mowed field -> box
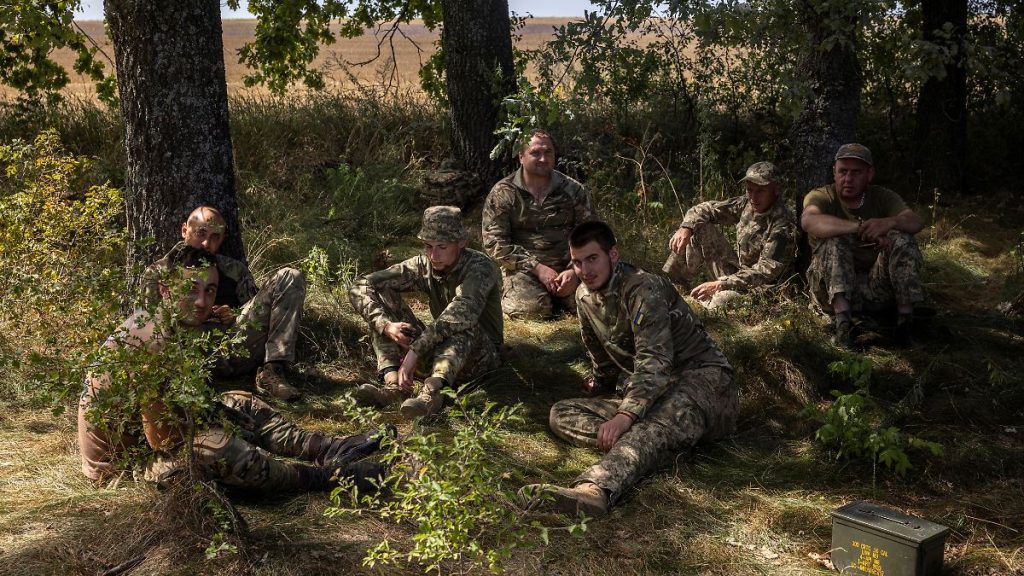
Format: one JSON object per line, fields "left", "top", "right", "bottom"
{"left": 9, "top": 17, "right": 579, "bottom": 99}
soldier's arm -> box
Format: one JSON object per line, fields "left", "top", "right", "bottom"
{"left": 409, "top": 261, "right": 497, "bottom": 356}
{"left": 481, "top": 187, "right": 540, "bottom": 273}
{"left": 618, "top": 277, "right": 676, "bottom": 420}
{"left": 718, "top": 218, "right": 797, "bottom": 291}
{"left": 347, "top": 257, "right": 426, "bottom": 336}
{"left": 800, "top": 205, "right": 860, "bottom": 239}
{"left": 680, "top": 196, "right": 744, "bottom": 230}
{"left": 579, "top": 307, "right": 620, "bottom": 391}
{"left": 217, "top": 254, "right": 260, "bottom": 304}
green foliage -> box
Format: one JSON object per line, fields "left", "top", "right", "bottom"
{"left": 235, "top": 0, "right": 443, "bottom": 93}
{"left": 0, "top": 129, "right": 125, "bottom": 405}
{"left": 0, "top": 0, "right": 114, "bottom": 106}
{"left": 804, "top": 358, "right": 943, "bottom": 487}
{"left": 326, "top": 392, "right": 570, "bottom": 574}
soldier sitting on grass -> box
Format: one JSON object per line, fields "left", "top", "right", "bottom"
{"left": 348, "top": 206, "right": 504, "bottom": 418}
{"left": 79, "top": 246, "right": 388, "bottom": 493}
{"left": 662, "top": 161, "right": 796, "bottom": 309}
{"left": 801, "top": 143, "right": 926, "bottom": 347}
{"left": 143, "top": 206, "right": 306, "bottom": 400}
{"left": 520, "top": 221, "right": 737, "bottom": 517}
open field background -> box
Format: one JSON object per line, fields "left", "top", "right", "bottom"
{"left": 0, "top": 18, "right": 582, "bottom": 100}
{"left": 1, "top": 16, "right": 1023, "bottom": 575}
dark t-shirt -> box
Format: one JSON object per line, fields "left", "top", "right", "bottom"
{"left": 804, "top": 184, "right": 908, "bottom": 271}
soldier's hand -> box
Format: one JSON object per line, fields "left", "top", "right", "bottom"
{"left": 398, "top": 350, "right": 418, "bottom": 391}
{"left": 859, "top": 217, "right": 895, "bottom": 243}
{"left": 532, "top": 263, "right": 559, "bottom": 293}
{"left": 669, "top": 227, "right": 693, "bottom": 254}
{"left": 552, "top": 269, "right": 579, "bottom": 298}
{"left": 211, "top": 305, "right": 234, "bottom": 325}
{"left": 690, "top": 280, "right": 722, "bottom": 301}
{"left": 598, "top": 412, "right": 635, "bottom": 452}
{"left": 385, "top": 322, "right": 416, "bottom": 349}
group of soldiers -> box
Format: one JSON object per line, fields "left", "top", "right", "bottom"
{"left": 77, "top": 130, "right": 927, "bottom": 519}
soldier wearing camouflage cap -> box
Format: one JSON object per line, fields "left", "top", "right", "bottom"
{"left": 802, "top": 143, "right": 925, "bottom": 347}
{"left": 482, "top": 129, "right": 597, "bottom": 319}
{"left": 348, "top": 206, "right": 504, "bottom": 418}
{"left": 663, "top": 161, "right": 797, "bottom": 309}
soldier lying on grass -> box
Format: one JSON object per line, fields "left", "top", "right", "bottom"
{"left": 80, "top": 245, "right": 388, "bottom": 493}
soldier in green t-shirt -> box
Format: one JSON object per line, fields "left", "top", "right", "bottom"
{"left": 801, "top": 143, "right": 925, "bottom": 346}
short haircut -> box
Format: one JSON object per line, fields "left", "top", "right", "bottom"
{"left": 167, "top": 244, "right": 217, "bottom": 271}
{"left": 570, "top": 221, "right": 617, "bottom": 252}
{"left": 520, "top": 128, "right": 557, "bottom": 154}
{"left": 186, "top": 205, "right": 225, "bottom": 227}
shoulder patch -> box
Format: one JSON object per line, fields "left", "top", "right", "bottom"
{"left": 633, "top": 308, "right": 645, "bottom": 327}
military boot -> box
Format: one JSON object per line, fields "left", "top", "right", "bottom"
{"left": 517, "top": 481, "right": 609, "bottom": 518}
{"left": 832, "top": 313, "right": 853, "bottom": 349}
{"left": 399, "top": 376, "right": 446, "bottom": 418}
{"left": 293, "top": 463, "right": 334, "bottom": 491}
{"left": 352, "top": 383, "right": 408, "bottom": 407}
{"left": 255, "top": 362, "right": 302, "bottom": 401}
{"left": 308, "top": 424, "right": 397, "bottom": 469}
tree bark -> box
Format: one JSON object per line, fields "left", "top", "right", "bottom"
{"left": 790, "top": 0, "right": 862, "bottom": 272}
{"left": 913, "top": 0, "right": 968, "bottom": 195}
{"left": 105, "top": 0, "right": 243, "bottom": 282}
{"left": 440, "top": 0, "right": 517, "bottom": 193}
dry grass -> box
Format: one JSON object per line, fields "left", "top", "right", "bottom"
{"left": 2, "top": 18, "right": 585, "bottom": 100}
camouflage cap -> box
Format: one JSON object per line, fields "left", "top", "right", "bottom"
{"left": 417, "top": 205, "right": 467, "bottom": 242}
{"left": 739, "top": 161, "right": 782, "bottom": 186}
{"left": 834, "top": 143, "right": 873, "bottom": 166}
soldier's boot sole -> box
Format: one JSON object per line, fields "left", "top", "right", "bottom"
{"left": 399, "top": 393, "right": 442, "bottom": 418}
{"left": 517, "top": 482, "right": 609, "bottom": 518}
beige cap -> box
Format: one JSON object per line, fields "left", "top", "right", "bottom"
{"left": 834, "top": 143, "right": 874, "bottom": 166}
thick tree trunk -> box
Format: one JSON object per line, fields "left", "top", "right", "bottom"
{"left": 790, "top": 0, "right": 862, "bottom": 272}
{"left": 440, "top": 0, "right": 516, "bottom": 194}
{"left": 105, "top": 0, "right": 243, "bottom": 282}
{"left": 913, "top": 0, "right": 968, "bottom": 195}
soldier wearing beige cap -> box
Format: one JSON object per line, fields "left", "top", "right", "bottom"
{"left": 801, "top": 143, "right": 925, "bottom": 347}
{"left": 663, "top": 161, "right": 797, "bottom": 308}
{"left": 348, "top": 206, "right": 504, "bottom": 418}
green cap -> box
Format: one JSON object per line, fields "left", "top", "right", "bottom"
{"left": 834, "top": 143, "right": 873, "bottom": 166}
{"left": 739, "top": 161, "right": 782, "bottom": 185}
{"left": 417, "top": 206, "right": 466, "bottom": 242}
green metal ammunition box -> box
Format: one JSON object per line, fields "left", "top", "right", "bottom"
{"left": 831, "top": 501, "right": 949, "bottom": 576}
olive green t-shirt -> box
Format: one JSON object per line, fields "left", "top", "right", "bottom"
{"left": 803, "top": 184, "right": 908, "bottom": 271}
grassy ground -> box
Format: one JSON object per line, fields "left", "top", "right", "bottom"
{"left": 1, "top": 189, "right": 1022, "bottom": 575}
{"left": 1, "top": 93, "right": 1023, "bottom": 574}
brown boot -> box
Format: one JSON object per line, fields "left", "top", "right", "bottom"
{"left": 399, "top": 376, "right": 445, "bottom": 418}
{"left": 255, "top": 362, "right": 302, "bottom": 401}
{"left": 352, "top": 383, "right": 407, "bottom": 407}
{"left": 517, "top": 481, "right": 609, "bottom": 518}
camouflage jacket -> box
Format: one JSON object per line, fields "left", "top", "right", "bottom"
{"left": 679, "top": 195, "right": 796, "bottom": 291}
{"left": 482, "top": 168, "right": 595, "bottom": 274}
{"left": 577, "top": 262, "right": 732, "bottom": 420}
{"left": 348, "top": 248, "right": 503, "bottom": 357}
{"left": 141, "top": 241, "right": 258, "bottom": 309}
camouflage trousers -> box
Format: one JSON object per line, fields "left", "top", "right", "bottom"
{"left": 368, "top": 288, "right": 502, "bottom": 387}
{"left": 500, "top": 270, "right": 577, "bottom": 319}
{"left": 548, "top": 365, "right": 736, "bottom": 505}
{"left": 212, "top": 268, "right": 306, "bottom": 376}
{"left": 662, "top": 223, "right": 743, "bottom": 309}
{"left": 806, "top": 231, "right": 925, "bottom": 313}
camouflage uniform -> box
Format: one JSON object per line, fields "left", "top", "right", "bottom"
{"left": 142, "top": 241, "right": 306, "bottom": 375}
{"left": 78, "top": 312, "right": 379, "bottom": 491}
{"left": 663, "top": 195, "right": 796, "bottom": 309}
{"left": 549, "top": 262, "right": 736, "bottom": 505}
{"left": 482, "top": 168, "right": 596, "bottom": 318}
{"left": 803, "top": 184, "right": 925, "bottom": 313}
{"left": 347, "top": 248, "right": 504, "bottom": 386}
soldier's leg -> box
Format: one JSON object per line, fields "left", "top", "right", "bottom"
{"left": 548, "top": 396, "right": 620, "bottom": 448}
{"left": 662, "top": 222, "right": 738, "bottom": 286}
{"left": 805, "top": 235, "right": 860, "bottom": 314}
{"left": 400, "top": 327, "right": 501, "bottom": 417}
{"left": 865, "top": 231, "right": 925, "bottom": 311}
{"left": 192, "top": 427, "right": 310, "bottom": 492}
{"left": 501, "top": 271, "right": 553, "bottom": 319}
{"left": 364, "top": 288, "right": 426, "bottom": 373}
{"left": 574, "top": 367, "right": 734, "bottom": 506}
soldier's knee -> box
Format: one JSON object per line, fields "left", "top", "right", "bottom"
{"left": 502, "top": 295, "right": 552, "bottom": 320}
{"left": 275, "top": 267, "right": 306, "bottom": 292}
{"left": 885, "top": 231, "right": 919, "bottom": 252}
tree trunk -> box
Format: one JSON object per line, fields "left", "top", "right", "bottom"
{"left": 790, "top": 0, "right": 862, "bottom": 273}
{"left": 913, "top": 0, "right": 968, "bottom": 195}
{"left": 440, "top": 0, "right": 516, "bottom": 195}
{"left": 105, "top": 0, "right": 243, "bottom": 283}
